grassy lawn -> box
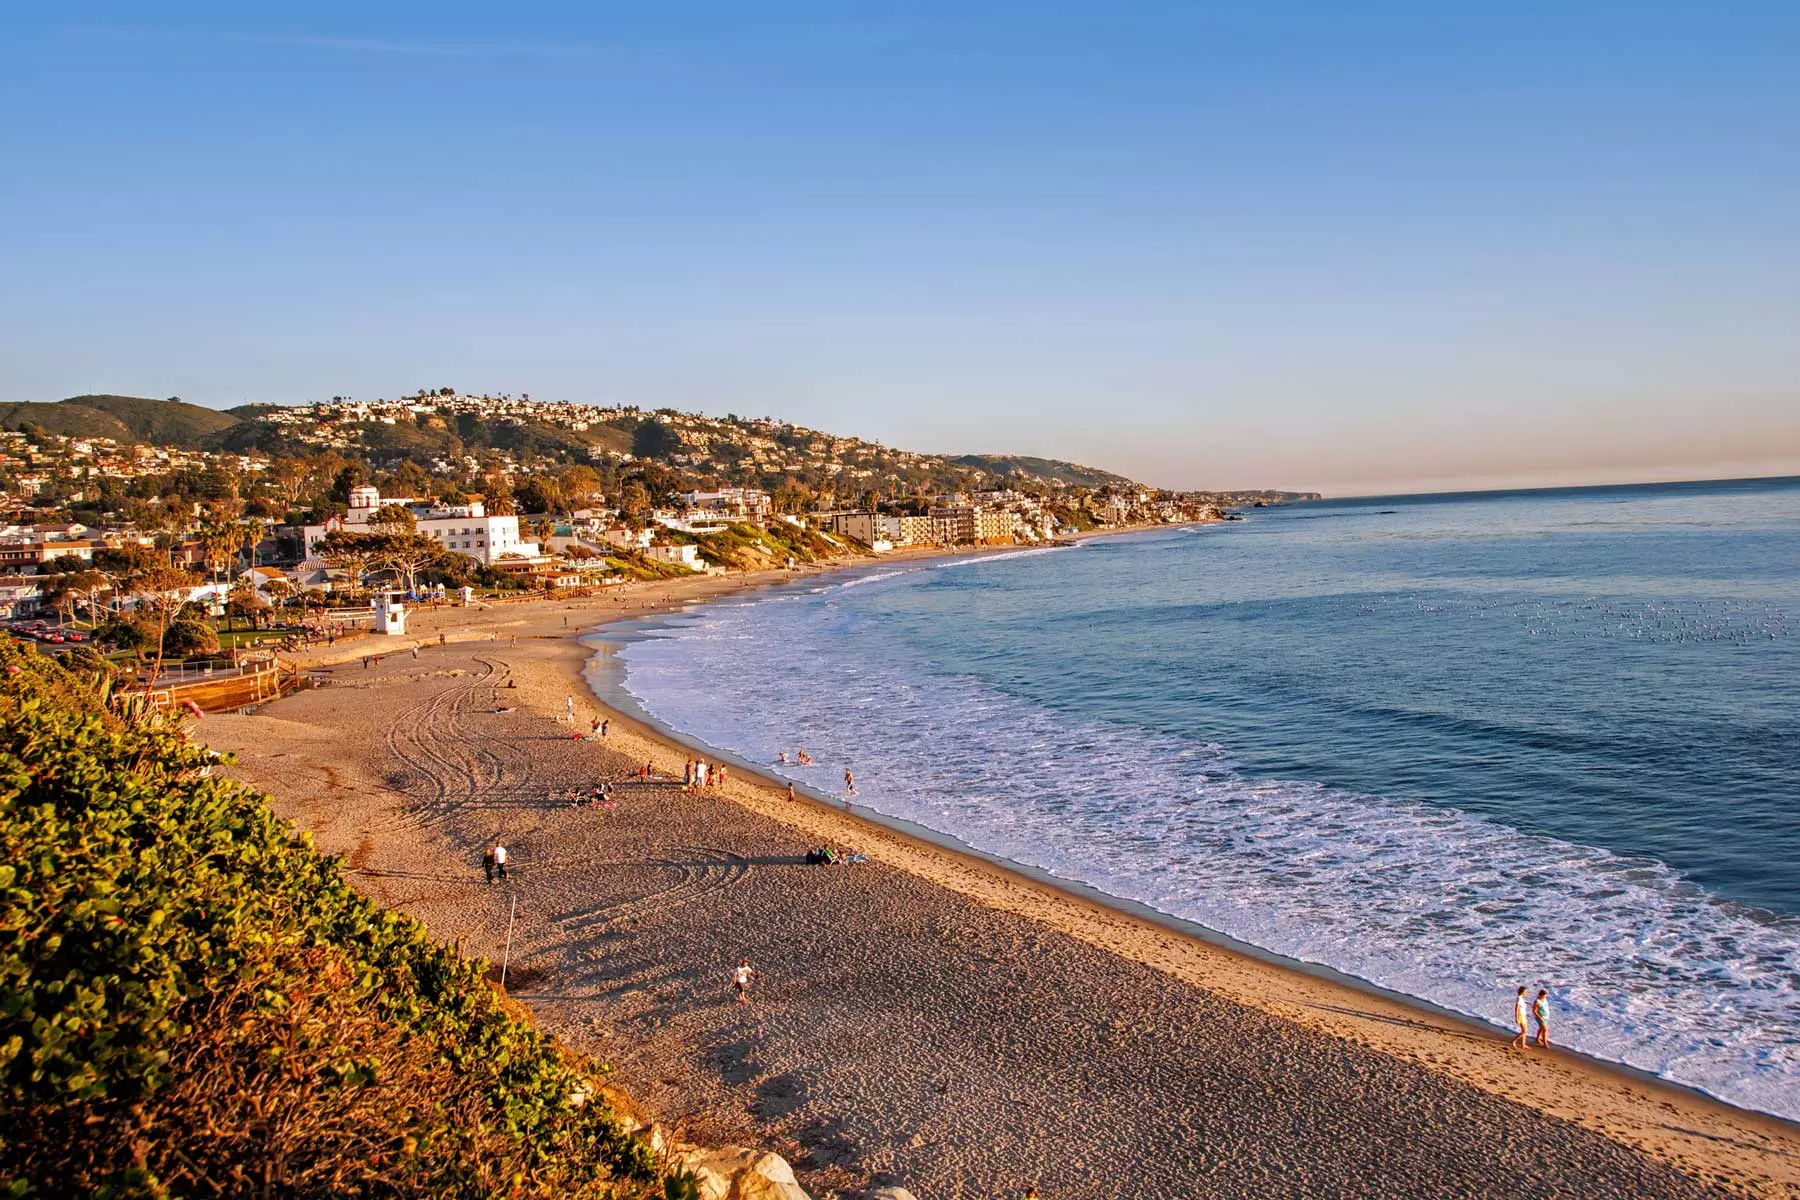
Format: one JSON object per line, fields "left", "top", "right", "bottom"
{"left": 210, "top": 627, "right": 284, "bottom": 651}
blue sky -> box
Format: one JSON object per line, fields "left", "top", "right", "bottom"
{"left": 2, "top": 3, "right": 1797, "bottom": 493}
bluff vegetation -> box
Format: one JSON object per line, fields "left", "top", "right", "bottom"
{"left": 0, "top": 642, "right": 679, "bottom": 1198}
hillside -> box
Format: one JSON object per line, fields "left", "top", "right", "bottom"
{"left": 2, "top": 390, "right": 1159, "bottom": 496}
{"left": 0, "top": 395, "right": 241, "bottom": 447}
{"left": 947, "top": 454, "right": 1134, "bottom": 489}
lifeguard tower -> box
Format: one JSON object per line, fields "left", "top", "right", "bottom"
{"left": 373, "top": 592, "right": 407, "bottom": 636}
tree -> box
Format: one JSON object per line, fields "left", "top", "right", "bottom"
{"left": 236, "top": 520, "right": 264, "bottom": 571}
{"left": 631, "top": 419, "right": 678, "bottom": 460}
{"left": 386, "top": 459, "right": 434, "bottom": 501}
{"left": 41, "top": 570, "right": 108, "bottom": 626}
{"left": 330, "top": 464, "right": 368, "bottom": 504}
{"left": 225, "top": 582, "right": 270, "bottom": 631}
{"left": 370, "top": 532, "right": 447, "bottom": 596}
{"left": 514, "top": 478, "right": 565, "bottom": 517}
{"left": 127, "top": 565, "right": 202, "bottom": 687}
{"left": 196, "top": 518, "right": 240, "bottom": 583}
{"left": 164, "top": 619, "right": 221, "bottom": 658}
{"left": 314, "top": 530, "right": 378, "bottom": 595}
{"left": 483, "top": 483, "right": 517, "bottom": 517}
{"left": 370, "top": 504, "right": 417, "bottom": 534}
{"left": 617, "top": 483, "right": 650, "bottom": 530}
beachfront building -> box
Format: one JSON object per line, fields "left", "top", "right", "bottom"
{"left": 973, "top": 507, "right": 1021, "bottom": 544}
{"left": 645, "top": 544, "right": 703, "bottom": 571}
{"left": 894, "top": 514, "right": 937, "bottom": 546}
{"left": 928, "top": 506, "right": 976, "bottom": 545}
{"left": 301, "top": 485, "right": 538, "bottom": 567}
{"left": 680, "top": 487, "right": 771, "bottom": 519}
{"left": 816, "top": 510, "right": 894, "bottom": 546}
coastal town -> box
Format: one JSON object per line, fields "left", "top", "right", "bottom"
{"left": 0, "top": 394, "right": 1313, "bottom": 626}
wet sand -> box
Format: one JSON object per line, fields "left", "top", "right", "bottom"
{"left": 202, "top": 568, "right": 1800, "bottom": 1198}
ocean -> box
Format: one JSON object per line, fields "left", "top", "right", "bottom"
{"left": 596, "top": 476, "right": 1800, "bottom": 1121}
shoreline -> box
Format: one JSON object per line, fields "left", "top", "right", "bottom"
{"left": 208, "top": 542, "right": 1800, "bottom": 1197}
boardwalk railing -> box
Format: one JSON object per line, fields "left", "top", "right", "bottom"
{"left": 140, "top": 656, "right": 305, "bottom": 713}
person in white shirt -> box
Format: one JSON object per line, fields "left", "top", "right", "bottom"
{"left": 733, "top": 960, "right": 755, "bottom": 1003}
{"left": 1510, "top": 985, "right": 1529, "bottom": 1050}
{"left": 492, "top": 842, "right": 508, "bottom": 881}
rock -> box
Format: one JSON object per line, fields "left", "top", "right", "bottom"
{"left": 736, "top": 1152, "right": 810, "bottom": 1200}
{"left": 667, "top": 1146, "right": 813, "bottom": 1200}
{"left": 669, "top": 1147, "right": 754, "bottom": 1200}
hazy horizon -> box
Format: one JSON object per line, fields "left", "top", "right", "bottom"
{"left": 3, "top": 3, "right": 1797, "bottom": 495}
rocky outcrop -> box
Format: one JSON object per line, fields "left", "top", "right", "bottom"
{"left": 667, "top": 1145, "right": 810, "bottom": 1200}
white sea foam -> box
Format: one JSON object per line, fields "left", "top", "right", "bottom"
{"left": 612, "top": 583, "right": 1800, "bottom": 1121}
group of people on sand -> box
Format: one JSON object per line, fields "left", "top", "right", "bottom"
{"left": 684, "top": 759, "right": 728, "bottom": 789}
{"left": 805, "top": 844, "right": 867, "bottom": 865}
{"left": 481, "top": 841, "right": 508, "bottom": 884}
{"left": 1511, "top": 986, "right": 1552, "bottom": 1050}
{"left": 553, "top": 782, "right": 616, "bottom": 811}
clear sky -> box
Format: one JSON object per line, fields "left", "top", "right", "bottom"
{"left": 3, "top": 3, "right": 1797, "bottom": 495}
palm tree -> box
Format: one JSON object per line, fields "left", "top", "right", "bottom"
{"left": 237, "top": 519, "right": 264, "bottom": 572}
{"left": 197, "top": 519, "right": 239, "bottom": 584}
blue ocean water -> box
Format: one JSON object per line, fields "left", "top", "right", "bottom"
{"left": 605, "top": 477, "right": 1800, "bottom": 1119}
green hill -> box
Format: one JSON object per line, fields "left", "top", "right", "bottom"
{"left": 0, "top": 401, "right": 134, "bottom": 441}
{"left": 0, "top": 395, "right": 241, "bottom": 447}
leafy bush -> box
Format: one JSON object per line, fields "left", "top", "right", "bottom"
{"left": 92, "top": 615, "right": 158, "bottom": 653}
{"left": 0, "top": 642, "right": 657, "bottom": 1197}
{"left": 162, "top": 618, "right": 220, "bottom": 657}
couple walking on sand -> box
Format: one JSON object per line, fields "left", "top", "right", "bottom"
{"left": 482, "top": 841, "right": 508, "bottom": 884}
{"left": 1511, "top": 985, "right": 1550, "bottom": 1050}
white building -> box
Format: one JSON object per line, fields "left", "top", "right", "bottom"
{"left": 645, "top": 544, "right": 703, "bottom": 570}
{"left": 302, "top": 485, "right": 538, "bottom": 567}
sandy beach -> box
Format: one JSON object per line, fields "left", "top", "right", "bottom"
{"left": 201, "top": 561, "right": 1800, "bottom": 1199}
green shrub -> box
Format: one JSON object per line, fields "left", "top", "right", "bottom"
{"left": 91, "top": 616, "right": 157, "bottom": 653}
{"left": 0, "top": 642, "right": 657, "bottom": 1197}
{"left": 162, "top": 618, "right": 220, "bottom": 657}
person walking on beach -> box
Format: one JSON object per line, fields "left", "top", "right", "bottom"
{"left": 843, "top": 768, "right": 856, "bottom": 797}
{"left": 482, "top": 845, "right": 496, "bottom": 884}
{"left": 600, "top": 718, "right": 608, "bottom": 738}
{"left": 786, "top": 782, "right": 796, "bottom": 802}
{"left": 733, "top": 960, "right": 755, "bottom": 1003}
{"left": 1511, "top": 986, "right": 1530, "bottom": 1050}
{"left": 565, "top": 695, "right": 574, "bottom": 723}
{"left": 492, "top": 841, "right": 508, "bottom": 881}
{"left": 1533, "top": 988, "right": 1551, "bottom": 1048}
